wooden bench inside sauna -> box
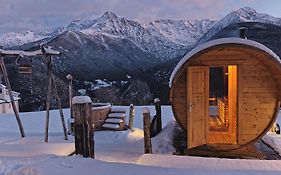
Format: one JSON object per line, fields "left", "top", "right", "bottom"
{"left": 169, "top": 38, "right": 281, "bottom": 151}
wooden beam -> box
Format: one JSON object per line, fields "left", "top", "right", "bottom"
{"left": 0, "top": 56, "right": 25, "bottom": 137}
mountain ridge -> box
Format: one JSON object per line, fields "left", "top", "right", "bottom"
{"left": 3, "top": 7, "right": 281, "bottom": 111}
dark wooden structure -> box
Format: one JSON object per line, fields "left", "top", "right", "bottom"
{"left": 143, "top": 107, "right": 152, "bottom": 154}
{"left": 129, "top": 104, "right": 135, "bottom": 131}
{"left": 169, "top": 38, "right": 281, "bottom": 150}
{"left": 73, "top": 96, "right": 94, "bottom": 158}
{"left": 0, "top": 47, "right": 68, "bottom": 141}
{"left": 91, "top": 103, "right": 111, "bottom": 129}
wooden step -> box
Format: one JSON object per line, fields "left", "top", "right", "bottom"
{"left": 111, "top": 107, "right": 127, "bottom": 113}
{"left": 105, "top": 118, "right": 123, "bottom": 124}
{"left": 108, "top": 113, "right": 126, "bottom": 119}
{"left": 111, "top": 109, "right": 126, "bottom": 113}
{"left": 102, "top": 123, "right": 120, "bottom": 130}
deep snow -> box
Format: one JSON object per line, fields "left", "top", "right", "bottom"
{"left": 0, "top": 106, "right": 281, "bottom": 175}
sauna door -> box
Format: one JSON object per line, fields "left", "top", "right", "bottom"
{"left": 187, "top": 67, "right": 209, "bottom": 149}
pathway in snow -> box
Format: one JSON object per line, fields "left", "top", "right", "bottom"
{"left": 94, "top": 106, "right": 175, "bottom": 163}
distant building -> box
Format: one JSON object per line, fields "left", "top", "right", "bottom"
{"left": 0, "top": 84, "right": 20, "bottom": 113}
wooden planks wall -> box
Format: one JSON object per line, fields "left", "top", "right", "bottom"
{"left": 238, "top": 57, "right": 278, "bottom": 144}
{"left": 171, "top": 70, "right": 187, "bottom": 131}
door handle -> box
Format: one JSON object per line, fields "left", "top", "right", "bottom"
{"left": 189, "top": 102, "right": 193, "bottom": 112}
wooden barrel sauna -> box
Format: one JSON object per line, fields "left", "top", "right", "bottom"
{"left": 169, "top": 38, "right": 281, "bottom": 150}
{"left": 91, "top": 103, "right": 111, "bottom": 129}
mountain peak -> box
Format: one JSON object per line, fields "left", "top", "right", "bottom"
{"left": 101, "top": 12, "right": 118, "bottom": 20}
{"left": 235, "top": 7, "right": 257, "bottom": 14}
{"left": 233, "top": 7, "right": 258, "bottom": 17}
{"left": 66, "top": 18, "right": 84, "bottom": 31}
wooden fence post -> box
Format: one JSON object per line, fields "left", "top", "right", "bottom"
{"left": 129, "top": 104, "right": 135, "bottom": 131}
{"left": 143, "top": 107, "right": 152, "bottom": 154}
{"left": 52, "top": 75, "right": 68, "bottom": 140}
{"left": 73, "top": 96, "right": 94, "bottom": 158}
{"left": 154, "top": 98, "right": 162, "bottom": 133}
{"left": 44, "top": 54, "right": 52, "bottom": 143}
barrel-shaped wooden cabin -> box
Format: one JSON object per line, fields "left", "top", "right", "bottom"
{"left": 169, "top": 38, "right": 281, "bottom": 150}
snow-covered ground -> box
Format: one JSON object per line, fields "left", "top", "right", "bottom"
{"left": 262, "top": 110, "right": 281, "bottom": 156}
{"left": 0, "top": 109, "right": 74, "bottom": 157}
{"left": 0, "top": 106, "right": 281, "bottom": 174}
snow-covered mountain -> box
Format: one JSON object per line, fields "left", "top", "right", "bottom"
{"left": 0, "top": 12, "right": 215, "bottom": 60}
{"left": 145, "top": 19, "right": 215, "bottom": 46}
{"left": 4, "top": 7, "right": 281, "bottom": 111}
{"left": 0, "top": 31, "right": 45, "bottom": 48}
{"left": 79, "top": 12, "right": 215, "bottom": 60}
{"left": 196, "top": 7, "right": 281, "bottom": 45}
{"left": 2, "top": 7, "right": 281, "bottom": 55}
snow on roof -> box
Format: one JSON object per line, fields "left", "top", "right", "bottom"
{"left": 43, "top": 47, "right": 60, "bottom": 55}
{"left": 0, "top": 46, "right": 59, "bottom": 57}
{"left": 0, "top": 84, "right": 20, "bottom": 102}
{"left": 0, "top": 49, "right": 42, "bottom": 56}
{"left": 169, "top": 38, "right": 281, "bottom": 87}
{"left": 72, "top": 96, "right": 92, "bottom": 104}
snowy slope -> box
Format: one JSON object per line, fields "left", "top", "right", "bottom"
{"left": 196, "top": 7, "right": 281, "bottom": 45}
{"left": 145, "top": 19, "right": 215, "bottom": 46}
{"left": 0, "top": 31, "right": 45, "bottom": 48}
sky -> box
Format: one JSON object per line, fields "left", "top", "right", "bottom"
{"left": 0, "top": 0, "right": 281, "bottom": 34}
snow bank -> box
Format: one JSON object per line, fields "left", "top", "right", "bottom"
{"left": 263, "top": 133, "right": 281, "bottom": 156}
{"left": 138, "top": 154, "right": 281, "bottom": 173}
{"left": 152, "top": 121, "right": 176, "bottom": 154}
{"left": 6, "top": 155, "right": 281, "bottom": 175}
{"left": 263, "top": 110, "right": 281, "bottom": 156}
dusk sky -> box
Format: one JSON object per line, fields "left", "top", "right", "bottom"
{"left": 1, "top": 0, "right": 281, "bottom": 34}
